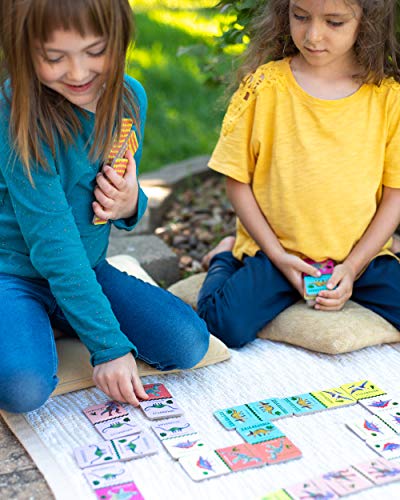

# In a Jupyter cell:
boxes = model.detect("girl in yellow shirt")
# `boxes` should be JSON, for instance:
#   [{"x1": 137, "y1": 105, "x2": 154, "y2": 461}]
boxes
[{"x1": 197, "y1": 0, "x2": 400, "y2": 347}]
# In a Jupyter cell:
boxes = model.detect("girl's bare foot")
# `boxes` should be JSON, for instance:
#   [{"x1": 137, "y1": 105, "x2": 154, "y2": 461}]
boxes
[
  {"x1": 202, "y1": 236, "x2": 236, "y2": 270},
  {"x1": 392, "y1": 232, "x2": 400, "y2": 254}
]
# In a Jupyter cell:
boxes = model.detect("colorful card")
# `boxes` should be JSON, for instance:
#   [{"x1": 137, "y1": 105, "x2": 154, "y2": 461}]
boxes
[
  {"x1": 303, "y1": 274, "x2": 332, "y2": 299},
  {"x1": 346, "y1": 416, "x2": 396, "y2": 442},
  {"x1": 366, "y1": 436, "x2": 400, "y2": 460},
  {"x1": 236, "y1": 421, "x2": 285, "y2": 445},
  {"x1": 111, "y1": 432, "x2": 158, "y2": 460},
  {"x1": 142, "y1": 383, "x2": 172, "y2": 400},
  {"x1": 74, "y1": 442, "x2": 119, "y2": 469},
  {"x1": 353, "y1": 458, "x2": 400, "y2": 485},
  {"x1": 216, "y1": 443, "x2": 265, "y2": 471},
  {"x1": 376, "y1": 410, "x2": 400, "y2": 433},
  {"x1": 246, "y1": 398, "x2": 291, "y2": 421},
  {"x1": 94, "y1": 415, "x2": 142, "y2": 441},
  {"x1": 161, "y1": 433, "x2": 207, "y2": 459},
  {"x1": 359, "y1": 394, "x2": 400, "y2": 415},
  {"x1": 94, "y1": 482, "x2": 144, "y2": 500},
  {"x1": 314, "y1": 467, "x2": 373, "y2": 496},
  {"x1": 213, "y1": 410, "x2": 237, "y2": 430},
  {"x1": 83, "y1": 462, "x2": 133, "y2": 490},
  {"x1": 251, "y1": 436, "x2": 302, "y2": 465},
  {"x1": 178, "y1": 447, "x2": 231, "y2": 481},
  {"x1": 151, "y1": 417, "x2": 196, "y2": 441},
  {"x1": 303, "y1": 258, "x2": 335, "y2": 275},
  {"x1": 284, "y1": 393, "x2": 327, "y2": 415},
  {"x1": 285, "y1": 480, "x2": 339, "y2": 500},
  {"x1": 214, "y1": 405, "x2": 260, "y2": 429},
  {"x1": 311, "y1": 388, "x2": 356, "y2": 409},
  {"x1": 139, "y1": 397, "x2": 183, "y2": 420},
  {"x1": 341, "y1": 380, "x2": 386, "y2": 400},
  {"x1": 83, "y1": 401, "x2": 128, "y2": 425},
  {"x1": 260, "y1": 490, "x2": 292, "y2": 500}
]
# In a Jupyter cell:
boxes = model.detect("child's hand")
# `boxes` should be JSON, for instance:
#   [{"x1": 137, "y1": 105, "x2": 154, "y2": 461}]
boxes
[
  {"x1": 275, "y1": 252, "x2": 321, "y2": 296},
  {"x1": 314, "y1": 262, "x2": 356, "y2": 311},
  {"x1": 93, "y1": 150, "x2": 139, "y2": 221},
  {"x1": 92, "y1": 352, "x2": 149, "y2": 406}
]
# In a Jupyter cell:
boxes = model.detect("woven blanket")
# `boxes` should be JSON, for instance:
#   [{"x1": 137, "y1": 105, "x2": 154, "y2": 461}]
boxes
[{"x1": 3, "y1": 339, "x2": 400, "y2": 500}]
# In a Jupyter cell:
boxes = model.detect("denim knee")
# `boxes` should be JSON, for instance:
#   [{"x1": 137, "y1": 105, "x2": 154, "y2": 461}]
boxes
[
  {"x1": 199, "y1": 300, "x2": 255, "y2": 348},
  {"x1": 0, "y1": 369, "x2": 57, "y2": 413},
  {"x1": 174, "y1": 317, "x2": 210, "y2": 369}
]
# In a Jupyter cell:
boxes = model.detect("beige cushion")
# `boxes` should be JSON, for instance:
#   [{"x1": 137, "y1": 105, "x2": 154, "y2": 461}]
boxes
[
  {"x1": 168, "y1": 272, "x2": 400, "y2": 355},
  {"x1": 53, "y1": 256, "x2": 230, "y2": 397}
]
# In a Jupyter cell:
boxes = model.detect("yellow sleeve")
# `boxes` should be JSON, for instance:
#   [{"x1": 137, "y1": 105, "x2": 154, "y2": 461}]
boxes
[
  {"x1": 384, "y1": 86, "x2": 400, "y2": 188},
  {"x1": 208, "y1": 74, "x2": 259, "y2": 184}
]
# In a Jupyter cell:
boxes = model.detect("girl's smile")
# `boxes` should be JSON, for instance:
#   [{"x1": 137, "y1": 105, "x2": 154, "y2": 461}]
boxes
[{"x1": 34, "y1": 30, "x2": 108, "y2": 112}]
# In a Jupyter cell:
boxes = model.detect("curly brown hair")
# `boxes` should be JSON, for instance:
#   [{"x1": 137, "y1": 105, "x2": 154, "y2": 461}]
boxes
[
  {"x1": 0, "y1": 0, "x2": 139, "y2": 181},
  {"x1": 237, "y1": 0, "x2": 400, "y2": 85}
]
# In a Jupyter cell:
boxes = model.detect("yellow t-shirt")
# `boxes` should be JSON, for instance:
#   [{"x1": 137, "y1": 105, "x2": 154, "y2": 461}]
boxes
[{"x1": 209, "y1": 58, "x2": 400, "y2": 263}]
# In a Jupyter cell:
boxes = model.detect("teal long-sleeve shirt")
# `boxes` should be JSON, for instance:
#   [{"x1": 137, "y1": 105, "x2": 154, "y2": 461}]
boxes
[{"x1": 0, "y1": 75, "x2": 148, "y2": 366}]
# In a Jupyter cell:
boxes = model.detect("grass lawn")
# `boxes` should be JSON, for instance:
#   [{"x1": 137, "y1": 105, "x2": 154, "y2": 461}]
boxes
[{"x1": 128, "y1": 0, "x2": 233, "y2": 173}]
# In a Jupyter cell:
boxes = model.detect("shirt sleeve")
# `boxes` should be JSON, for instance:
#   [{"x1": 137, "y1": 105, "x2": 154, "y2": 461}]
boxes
[
  {"x1": 113, "y1": 78, "x2": 149, "y2": 231},
  {"x1": 0, "y1": 110, "x2": 136, "y2": 367},
  {"x1": 208, "y1": 75, "x2": 258, "y2": 184},
  {"x1": 384, "y1": 86, "x2": 400, "y2": 188}
]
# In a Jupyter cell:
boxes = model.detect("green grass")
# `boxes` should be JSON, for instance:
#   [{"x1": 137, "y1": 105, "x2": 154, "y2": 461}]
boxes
[{"x1": 127, "y1": 1, "x2": 233, "y2": 173}]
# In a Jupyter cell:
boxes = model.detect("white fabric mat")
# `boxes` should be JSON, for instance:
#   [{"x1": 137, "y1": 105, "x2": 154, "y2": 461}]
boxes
[{"x1": 3, "y1": 339, "x2": 400, "y2": 500}]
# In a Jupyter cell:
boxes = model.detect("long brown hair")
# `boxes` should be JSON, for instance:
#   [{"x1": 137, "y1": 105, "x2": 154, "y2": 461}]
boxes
[
  {"x1": 237, "y1": 0, "x2": 400, "y2": 85},
  {"x1": 0, "y1": 0, "x2": 139, "y2": 180}
]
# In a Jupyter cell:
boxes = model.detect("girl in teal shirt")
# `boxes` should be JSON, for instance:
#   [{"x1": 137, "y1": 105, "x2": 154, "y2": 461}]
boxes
[{"x1": 0, "y1": 0, "x2": 209, "y2": 413}]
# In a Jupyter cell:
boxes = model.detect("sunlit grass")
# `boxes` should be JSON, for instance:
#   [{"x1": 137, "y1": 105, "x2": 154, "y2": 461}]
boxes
[{"x1": 126, "y1": 0, "x2": 233, "y2": 173}]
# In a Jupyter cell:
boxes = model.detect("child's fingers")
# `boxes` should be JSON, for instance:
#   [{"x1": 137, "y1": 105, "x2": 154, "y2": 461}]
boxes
[
  {"x1": 300, "y1": 261, "x2": 321, "y2": 278},
  {"x1": 326, "y1": 267, "x2": 344, "y2": 290},
  {"x1": 117, "y1": 377, "x2": 140, "y2": 407},
  {"x1": 92, "y1": 201, "x2": 112, "y2": 220},
  {"x1": 98, "y1": 170, "x2": 121, "y2": 194},
  {"x1": 132, "y1": 376, "x2": 149, "y2": 402},
  {"x1": 94, "y1": 186, "x2": 115, "y2": 209}
]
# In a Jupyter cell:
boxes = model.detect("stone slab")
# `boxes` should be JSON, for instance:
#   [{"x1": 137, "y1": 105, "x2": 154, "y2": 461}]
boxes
[
  {"x1": 107, "y1": 233, "x2": 179, "y2": 287},
  {"x1": 0, "y1": 416, "x2": 53, "y2": 499}
]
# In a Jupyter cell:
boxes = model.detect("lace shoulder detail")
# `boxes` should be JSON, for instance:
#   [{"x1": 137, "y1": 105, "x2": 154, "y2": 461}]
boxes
[{"x1": 221, "y1": 61, "x2": 287, "y2": 135}]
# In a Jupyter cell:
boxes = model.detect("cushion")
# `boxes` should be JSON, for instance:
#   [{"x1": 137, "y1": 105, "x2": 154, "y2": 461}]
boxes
[
  {"x1": 168, "y1": 272, "x2": 400, "y2": 355},
  {"x1": 53, "y1": 256, "x2": 230, "y2": 397}
]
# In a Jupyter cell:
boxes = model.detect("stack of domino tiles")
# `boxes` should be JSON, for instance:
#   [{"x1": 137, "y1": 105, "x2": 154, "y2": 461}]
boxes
[
  {"x1": 261, "y1": 458, "x2": 400, "y2": 499},
  {"x1": 208, "y1": 381, "x2": 388, "y2": 481},
  {"x1": 345, "y1": 387, "x2": 400, "y2": 461},
  {"x1": 75, "y1": 382, "x2": 180, "y2": 498}
]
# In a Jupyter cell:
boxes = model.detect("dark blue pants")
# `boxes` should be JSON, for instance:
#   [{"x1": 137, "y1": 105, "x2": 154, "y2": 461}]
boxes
[{"x1": 197, "y1": 251, "x2": 400, "y2": 348}]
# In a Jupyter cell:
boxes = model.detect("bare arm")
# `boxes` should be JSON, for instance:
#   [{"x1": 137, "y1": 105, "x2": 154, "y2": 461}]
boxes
[
  {"x1": 226, "y1": 177, "x2": 320, "y2": 294},
  {"x1": 345, "y1": 186, "x2": 400, "y2": 275},
  {"x1": 316, "y1": 186, "x2": 400, "y2": 311}
]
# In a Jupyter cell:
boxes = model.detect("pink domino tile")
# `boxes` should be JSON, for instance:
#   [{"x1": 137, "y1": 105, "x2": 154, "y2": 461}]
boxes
[
  {"x1": 142, "y1": 383, "x2": 172, "y2": 400},
  {"x1": 215, "y1": 443, "x2": 265, "y2": 471},
  {"x1": 353, "y1": 458, "x2": 400, "y2": 485},
  {"x1": 83, "y1": 401, "x2": 128, "y2": 425},
  {"x1": 313, "y1": 467, "x2": 373, "y2": 496},
  {"x1": 285, "y1": 480, "x2": 339, "y2": 500},
  {"x1": 250, "y1": 437, "x2": 302, "y2": 465},
  {"x1": 94, "y1": 481, "x2": 144, "y2": 500}
]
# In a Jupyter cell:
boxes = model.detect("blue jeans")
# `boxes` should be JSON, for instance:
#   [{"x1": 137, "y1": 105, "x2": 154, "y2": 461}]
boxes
[
  {"x1": 0, "y1": 260, "x2": 210, "y2": 413},
  {"x1": 197, "y1": 251, "x2": 400, "y2": 348}
]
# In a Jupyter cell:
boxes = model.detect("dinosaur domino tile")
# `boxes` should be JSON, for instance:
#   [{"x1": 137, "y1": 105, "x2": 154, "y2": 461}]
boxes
[{"x1": 93, "y1": 118, "x2": 139, "y2": 225}]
